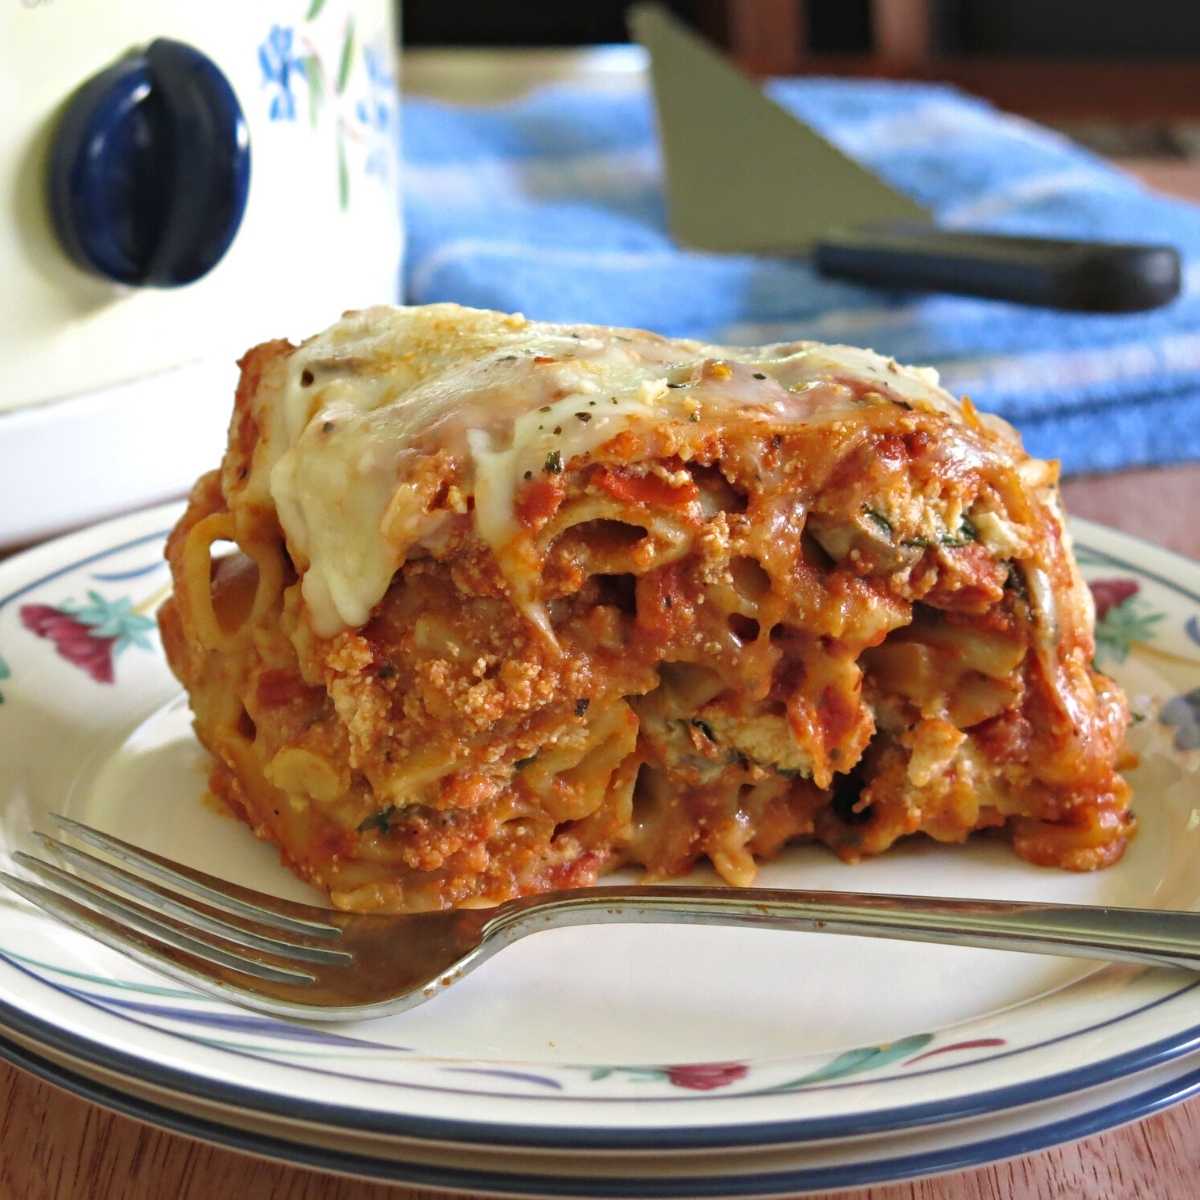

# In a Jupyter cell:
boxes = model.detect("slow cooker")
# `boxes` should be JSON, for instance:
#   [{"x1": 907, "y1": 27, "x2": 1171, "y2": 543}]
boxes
[{"x1": 0, "y1": 0, "x2": 402, "y2": 546}]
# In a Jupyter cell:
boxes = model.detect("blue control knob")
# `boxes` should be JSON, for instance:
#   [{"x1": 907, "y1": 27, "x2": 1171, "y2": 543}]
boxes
[{"x1": 48, "y1": 39, "x2": 251, "y2": 287}]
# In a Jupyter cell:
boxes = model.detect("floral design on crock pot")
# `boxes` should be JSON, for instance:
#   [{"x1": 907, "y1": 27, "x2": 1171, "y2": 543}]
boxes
[
  {"x1": 0, "y1": 655, "x2": 9, "y2": 705},
  {"x1": 357, "y1": 43, "x2": 395, "y2": 181},
  {"x1": 258, "y1": 25, "x2": 305, "y2": 121},
  {"x1": 257, "y1": 5, "x2": 395, "y2": 211},
  {"x1": 19, "y1": 591, "x2": 156, "y2": 685},
  {"x1": 1088, "y1": 577, "x2": 1165, "y2": 665},
  {"x1": 1161, "y1": 690, "x2": 1200, "y2": 752}
]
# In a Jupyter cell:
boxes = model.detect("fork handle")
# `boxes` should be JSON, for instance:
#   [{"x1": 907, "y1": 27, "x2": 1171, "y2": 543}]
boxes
[{"x1": 484, "y1": 886, "x2": 1200, "y2": 972}]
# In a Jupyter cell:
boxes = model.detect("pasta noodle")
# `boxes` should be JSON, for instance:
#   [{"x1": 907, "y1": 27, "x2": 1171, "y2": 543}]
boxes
[{"x1": 158, "y1": 304, "x2": 1133, "y2": 912}]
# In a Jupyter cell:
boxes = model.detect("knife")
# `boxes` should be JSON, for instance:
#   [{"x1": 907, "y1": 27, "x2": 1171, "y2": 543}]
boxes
[{"x1": 629, "y1": 4, "x2": 1181, "y2": 313}]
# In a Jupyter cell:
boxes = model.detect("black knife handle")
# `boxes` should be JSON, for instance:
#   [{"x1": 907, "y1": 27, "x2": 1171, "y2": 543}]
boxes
[{"x1": 814, "y1": 223, "x2": 1181, "y2": 312}]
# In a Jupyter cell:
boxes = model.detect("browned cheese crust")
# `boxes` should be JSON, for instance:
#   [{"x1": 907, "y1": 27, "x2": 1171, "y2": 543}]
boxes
[{"x1": 160, "y1": 305, "x2": 1132, "y2": 912}]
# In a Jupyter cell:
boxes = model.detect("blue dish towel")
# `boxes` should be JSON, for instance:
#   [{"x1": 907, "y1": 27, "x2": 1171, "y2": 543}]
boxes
[{"x1": 403, "y1": 76, "x2": 1200, "y2": 475}]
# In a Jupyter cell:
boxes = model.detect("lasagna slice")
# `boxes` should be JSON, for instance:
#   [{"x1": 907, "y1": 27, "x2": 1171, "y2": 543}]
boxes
[{"x1": 159, "y1": 304, "x2": 1133, "y2": 912}]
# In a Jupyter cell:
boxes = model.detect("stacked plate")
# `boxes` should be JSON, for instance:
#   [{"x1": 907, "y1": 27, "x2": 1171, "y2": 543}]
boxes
[{"x1": 2, "y1": 504, "x2": 1199, "y2": 1197}]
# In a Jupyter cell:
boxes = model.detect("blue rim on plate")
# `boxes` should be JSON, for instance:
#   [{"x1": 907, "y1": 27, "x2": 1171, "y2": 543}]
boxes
[
  {"x1": 4, "y1": 952, "x2": 1200, "y2": 1149},
  {"x1": 4, "y1": 1027, "x2": 1200, "y2": 1197},
  {"x1": 1, "y1": 504, "x2": 1199, "y2": 1154}
]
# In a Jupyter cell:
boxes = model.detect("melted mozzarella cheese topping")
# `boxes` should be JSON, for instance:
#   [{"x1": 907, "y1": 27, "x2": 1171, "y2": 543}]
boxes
[{"x1": 262, "y1": 303, "x2": 967, "y2": 638}]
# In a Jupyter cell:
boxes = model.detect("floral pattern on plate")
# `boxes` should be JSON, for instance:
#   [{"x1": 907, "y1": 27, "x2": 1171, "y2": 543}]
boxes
[
  {"x1": 0, "y1": 940, "x2": 1024, "y2": 1097},
  {"x1": 1088, "y1": 577, "x2": 1166, "y2": 665},
  {"x1": 0, "y1": 536, "x2": 166, "y2": 696},
  {"x1": 1, "y1": 506, "x2": 1200, "y2": 1139},
  {"x1": 20, "y1": 592, "x2": 157, "y2": 684}
]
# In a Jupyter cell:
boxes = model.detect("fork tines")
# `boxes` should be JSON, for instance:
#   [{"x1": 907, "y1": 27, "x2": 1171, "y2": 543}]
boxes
[{"x1": 0, "y1": 814, "x2": 352, "y2": 996}]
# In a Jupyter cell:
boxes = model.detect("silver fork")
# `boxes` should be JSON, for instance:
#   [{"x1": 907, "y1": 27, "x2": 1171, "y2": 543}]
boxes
[{"x1": 5, "y1": 813, "x2": 1200, "y2": 1022}]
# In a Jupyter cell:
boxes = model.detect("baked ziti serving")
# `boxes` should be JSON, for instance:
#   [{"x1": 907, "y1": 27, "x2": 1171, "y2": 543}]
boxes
[{"x1": 159, "y1": 304, "x2": 1133, "y2": 912}]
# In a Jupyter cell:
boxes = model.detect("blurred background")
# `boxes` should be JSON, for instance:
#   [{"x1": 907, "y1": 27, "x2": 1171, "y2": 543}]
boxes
[
  {"x1": 5, "y1": 0, "x2": 1199, "y2": 551},
  {"x1": 396, "y1": 0, "x2": 1200, "y2": 562},
  {"x1": 404, "y1": 0, "x2": 1200, "y2": 128},
  {"x1": 403, "y1": 0, "x2": 1200, "y2": 205}
]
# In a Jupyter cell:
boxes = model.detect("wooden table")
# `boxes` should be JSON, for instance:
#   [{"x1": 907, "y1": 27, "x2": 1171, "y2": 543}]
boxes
[
  {"x1": 0, "y1": 428, "x2": 1196, "y2": 1200},
  {"x1": 2, "y1": 1052, "x2": 1200, "y2": 1200},
  {"x1": 3, "y1": 87, "x2": 1200, "y2": 1199}
]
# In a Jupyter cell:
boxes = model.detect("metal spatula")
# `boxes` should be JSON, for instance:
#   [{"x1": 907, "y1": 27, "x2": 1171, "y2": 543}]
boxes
[{"x1": 629, "y1": 4, "x2": 1181, "y2": 312}]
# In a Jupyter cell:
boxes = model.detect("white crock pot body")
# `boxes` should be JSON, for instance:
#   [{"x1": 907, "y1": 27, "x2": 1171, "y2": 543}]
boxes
[{"x1": 0, "y1": 0, "x2": 401, "y2": 545}]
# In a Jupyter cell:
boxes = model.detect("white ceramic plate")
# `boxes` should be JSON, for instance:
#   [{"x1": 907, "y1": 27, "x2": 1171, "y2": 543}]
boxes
[
  {"x1": 1, "y1": 503, "x2": 1199, "y2": 1166},
  {"x1": 7, "y1": 1020, "x2": 1200, "y2": 1197}
]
